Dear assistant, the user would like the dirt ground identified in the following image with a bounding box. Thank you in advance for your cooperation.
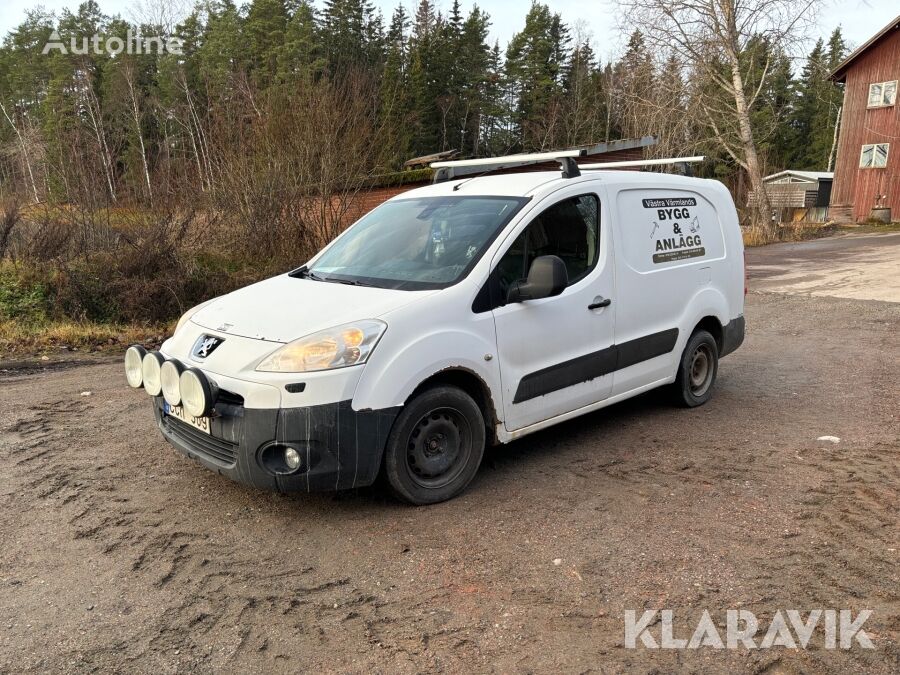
[0,233,898,673]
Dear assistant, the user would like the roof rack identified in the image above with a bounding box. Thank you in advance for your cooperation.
[430,152,705,183]
[580,155,704,177]
[579,156,705,171]
[431,149,586,183]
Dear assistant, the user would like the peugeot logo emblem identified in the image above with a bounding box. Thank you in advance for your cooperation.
[192,335,224,359]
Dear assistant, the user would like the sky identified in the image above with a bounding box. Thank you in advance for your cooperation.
[1,0,897,63]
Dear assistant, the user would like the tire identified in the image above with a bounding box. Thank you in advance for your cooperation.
[383,385,486,505]
[672,329,719,407]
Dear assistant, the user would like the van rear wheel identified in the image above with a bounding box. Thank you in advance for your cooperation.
[673,329,719,407]
[383,385,486,505]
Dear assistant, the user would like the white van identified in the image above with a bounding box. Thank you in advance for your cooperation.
[125,162,745,504]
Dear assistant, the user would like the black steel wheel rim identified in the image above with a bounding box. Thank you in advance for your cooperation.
[405,406,472,489]
[689,343,714,396]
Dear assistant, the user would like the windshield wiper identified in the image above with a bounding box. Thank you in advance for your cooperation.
[323,276,374,287]
[290,266,373,287]
[290,266,329,282]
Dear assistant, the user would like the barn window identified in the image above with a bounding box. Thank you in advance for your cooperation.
[859,143,890,168]
[867,81,897,108]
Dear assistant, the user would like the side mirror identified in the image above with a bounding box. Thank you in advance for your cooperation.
[507,255,568,304]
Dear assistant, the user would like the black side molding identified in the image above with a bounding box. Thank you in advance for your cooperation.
[513,328,679,404]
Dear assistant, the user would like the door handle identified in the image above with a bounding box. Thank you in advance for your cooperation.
[588,297,612,310]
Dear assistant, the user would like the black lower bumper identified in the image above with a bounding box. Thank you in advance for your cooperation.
[721,315,745,357]
[153,396,400,492]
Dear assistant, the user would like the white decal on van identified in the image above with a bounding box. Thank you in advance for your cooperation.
[644,197,705,264]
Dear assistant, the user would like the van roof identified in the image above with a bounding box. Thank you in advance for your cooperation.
[396,170,714,200]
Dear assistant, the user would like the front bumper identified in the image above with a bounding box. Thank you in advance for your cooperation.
[152,394,400,492]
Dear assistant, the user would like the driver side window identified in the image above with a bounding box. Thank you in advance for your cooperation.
[494,194,600,294]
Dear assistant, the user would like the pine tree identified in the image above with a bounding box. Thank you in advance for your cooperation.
[456,6,492,155]
[197,1,244,90]
[407,0,442,153]
[505,2,570,150]
[561,41,603,147]
[611,31,655,142]
[278,1,324,83]
[379,4,412,166]
[245,0,290,87]
[789,29,845,170]
[321,0,384,75]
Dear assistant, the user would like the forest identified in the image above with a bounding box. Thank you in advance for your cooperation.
[0,0,847,343]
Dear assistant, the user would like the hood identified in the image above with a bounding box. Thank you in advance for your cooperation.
[191,274,434,343]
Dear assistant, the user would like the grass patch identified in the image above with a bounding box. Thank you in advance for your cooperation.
[0,263,51,323]
[853,220,900,234]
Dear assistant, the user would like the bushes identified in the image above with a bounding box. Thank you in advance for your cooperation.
[0,263,51,324]
[1,205,272,330]
[55,251,256,324]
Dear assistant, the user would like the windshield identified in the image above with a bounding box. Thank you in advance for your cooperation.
[306,195,529,290]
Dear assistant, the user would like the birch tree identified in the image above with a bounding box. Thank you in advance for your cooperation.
[618,0,818,236]
[0,100,40,202]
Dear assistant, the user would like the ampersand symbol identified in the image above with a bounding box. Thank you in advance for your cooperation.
[673,223,682,235]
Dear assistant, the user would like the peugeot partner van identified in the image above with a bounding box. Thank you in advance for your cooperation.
[125,160,745,504]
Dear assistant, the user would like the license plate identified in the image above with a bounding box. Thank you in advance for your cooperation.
[164,402,211,435]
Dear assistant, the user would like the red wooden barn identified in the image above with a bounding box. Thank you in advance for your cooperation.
[830,15,900,222]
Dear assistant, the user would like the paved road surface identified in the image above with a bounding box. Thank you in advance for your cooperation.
[0,233,897,673]
[747,231,900,302]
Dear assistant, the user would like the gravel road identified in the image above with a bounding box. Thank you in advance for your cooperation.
[1,233,897,673]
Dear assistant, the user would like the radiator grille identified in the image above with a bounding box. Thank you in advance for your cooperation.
[164,416,238,466]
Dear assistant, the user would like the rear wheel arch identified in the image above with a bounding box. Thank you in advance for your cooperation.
[693,315,724,353]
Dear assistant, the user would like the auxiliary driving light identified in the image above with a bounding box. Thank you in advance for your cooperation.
[180,367,217,418]
[160,359,184,406]
[284,447,301,470]
[124,345,147,388]
[141,351,165,396]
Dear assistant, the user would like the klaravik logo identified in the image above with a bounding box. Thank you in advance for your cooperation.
[624,609,874,650]
[192,335,224,359]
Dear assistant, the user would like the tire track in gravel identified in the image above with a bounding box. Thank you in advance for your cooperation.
[0,368,395,672]
[1,288,899,674]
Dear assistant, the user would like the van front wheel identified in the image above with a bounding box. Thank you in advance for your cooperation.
[383,385,486,505]
[673,330,719,407]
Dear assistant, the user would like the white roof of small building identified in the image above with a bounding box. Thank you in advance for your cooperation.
[763,170,834,183]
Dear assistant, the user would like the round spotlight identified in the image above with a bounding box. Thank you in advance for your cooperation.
[160,359,184,407]
[180,367,216,417]
[142,351,165,396]
[124,345,147,388]
[284,447,301,471]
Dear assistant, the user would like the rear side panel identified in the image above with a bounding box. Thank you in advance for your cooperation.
[607,180,740,396]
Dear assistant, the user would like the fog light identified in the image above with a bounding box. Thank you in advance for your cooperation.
[142,351,165,396]
[284,447,301,470]
[160,359,184,406]
[124,345,146,388]
[180,367,217,417]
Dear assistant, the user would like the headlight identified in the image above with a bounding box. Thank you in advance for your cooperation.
[175,298,216,335]
[142,351,165,396]
[124,345,147,388]
[180,368,217,417]
[256,320,387,373]
[160,359,184,406]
